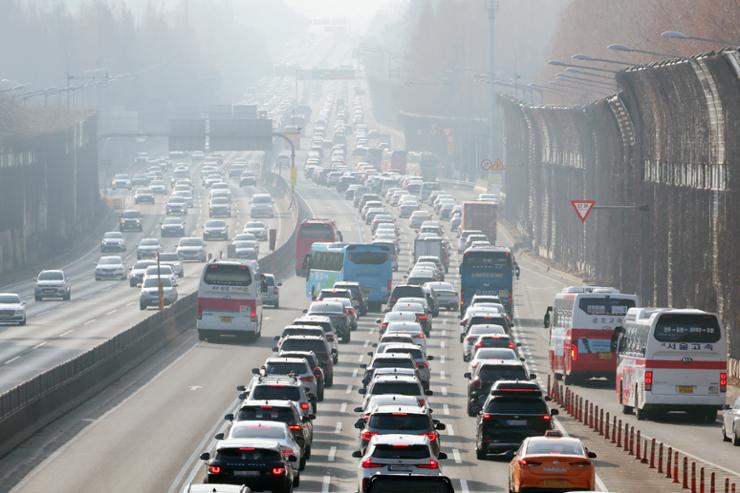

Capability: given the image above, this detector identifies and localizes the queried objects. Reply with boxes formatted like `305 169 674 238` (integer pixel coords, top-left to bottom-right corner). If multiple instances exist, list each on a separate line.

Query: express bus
545 286 638 385
306 243 392 311
615 308 727 421
295 219 341 276
196 260 262 342
459 246 514 317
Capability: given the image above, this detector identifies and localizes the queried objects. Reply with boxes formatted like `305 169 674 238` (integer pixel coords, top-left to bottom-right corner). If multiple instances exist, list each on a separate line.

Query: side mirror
529 373 537 380
214 432 224 440
358 388 367 395
354 419 365 429
375 318 382 324
224 413 234 421
367 351 373 356
425 389 434 396
354 406 364 413
251 368 261 374
288 455 298 463
587 451 598 459
236 385 246 391
544 396 552 402
351 450 362 458
238 392 247 400
503 450 515 460
302 309 308 314
721 404 731 410
272 346 278 352
371 343 378 348
308 413 317 420
438 452 448 460
520 357 526 362
427 355 434 361
464 372 471 379
360 364 367 369
550 409 559 416
277 283 283 287
200 452 211 461
435 422 446 430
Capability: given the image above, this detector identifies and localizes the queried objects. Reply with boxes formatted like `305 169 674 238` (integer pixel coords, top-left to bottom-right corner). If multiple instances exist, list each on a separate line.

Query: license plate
599 352 611 360
543 479 568 486
506 419 528 426
388 465 411 472
677 385 694 394
233 470 260 477
221 316 233 323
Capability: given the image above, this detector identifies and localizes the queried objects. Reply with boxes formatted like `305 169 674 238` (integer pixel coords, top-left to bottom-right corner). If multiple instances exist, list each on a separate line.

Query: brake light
260 405 273 409
361 458 384 468
508 341 516 349
281 448 295 457
720 372 727 392
392 444 410 448
422 432 437 441
416 459 439 469
271 467 286 475
543 415 551 421
288 424 302 431
570 460 591 467
570 343 577 361
518 459 542 466
361 431 378 441
387 279 392 291
250 303 257 321
300 376 315 382
417 361 429 368
474 341 483 348
392 412 408 416
239 447 256 451
472 377 481 389
300 402 310 410
467 336 477 342
196 301 204 319
418 332 426 339
417 399 426 406
482 413 492 421
418 314 428 320
208 465 221 474
644 370 653 392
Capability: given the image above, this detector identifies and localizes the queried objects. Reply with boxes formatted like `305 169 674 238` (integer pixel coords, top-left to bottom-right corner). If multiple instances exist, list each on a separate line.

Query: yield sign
570 200 596 223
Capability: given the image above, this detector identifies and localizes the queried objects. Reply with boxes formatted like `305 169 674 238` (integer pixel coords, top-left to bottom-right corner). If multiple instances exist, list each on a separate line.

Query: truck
462 201 498 244
414 236 443 262
419 152 440 181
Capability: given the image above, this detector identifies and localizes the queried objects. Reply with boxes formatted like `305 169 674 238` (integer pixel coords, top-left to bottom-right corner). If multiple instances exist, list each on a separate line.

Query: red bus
295 219 342 276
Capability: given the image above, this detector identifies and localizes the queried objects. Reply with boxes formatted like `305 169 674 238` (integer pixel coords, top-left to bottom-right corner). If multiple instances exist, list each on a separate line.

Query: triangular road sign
570 200 596 223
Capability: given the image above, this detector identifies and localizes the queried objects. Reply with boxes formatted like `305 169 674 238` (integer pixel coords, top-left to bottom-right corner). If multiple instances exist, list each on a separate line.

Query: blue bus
306 242 392 311
459 246 514 317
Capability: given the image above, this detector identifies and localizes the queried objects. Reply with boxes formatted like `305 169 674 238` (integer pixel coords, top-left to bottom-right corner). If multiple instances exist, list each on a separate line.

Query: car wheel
274 301 280 308
34 295 41 301
467 401 475 417
722 423 730 442
139 303 146 310
18 317 26 326
299 456 306 470
476 445 486 460
305 446 312 460
733 426 740 446
129 278 136 287
325 376 333 387
64 291 71 301
95 276 100 281
318 389 325 401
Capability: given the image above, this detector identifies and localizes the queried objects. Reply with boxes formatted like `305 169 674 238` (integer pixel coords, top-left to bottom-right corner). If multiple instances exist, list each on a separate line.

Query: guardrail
0 173 309 459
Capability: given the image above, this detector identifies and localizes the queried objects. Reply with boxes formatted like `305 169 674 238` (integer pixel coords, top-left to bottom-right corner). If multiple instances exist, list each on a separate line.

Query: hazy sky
284 0 399 20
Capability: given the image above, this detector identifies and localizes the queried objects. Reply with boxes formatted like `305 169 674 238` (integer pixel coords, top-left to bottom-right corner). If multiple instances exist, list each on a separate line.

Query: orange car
508 431 597 493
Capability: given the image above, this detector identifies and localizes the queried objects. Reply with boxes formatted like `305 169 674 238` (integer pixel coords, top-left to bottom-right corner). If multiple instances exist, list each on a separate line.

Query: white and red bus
295 219 341 276
546 286 638 385
196 260 262 342
615 308 727 421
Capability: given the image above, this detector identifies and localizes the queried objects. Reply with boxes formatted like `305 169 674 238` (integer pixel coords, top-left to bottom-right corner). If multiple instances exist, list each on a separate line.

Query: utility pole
487 0 498 164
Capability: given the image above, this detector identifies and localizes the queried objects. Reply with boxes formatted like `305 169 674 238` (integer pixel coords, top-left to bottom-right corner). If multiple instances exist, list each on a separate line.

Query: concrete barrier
0 174 310 460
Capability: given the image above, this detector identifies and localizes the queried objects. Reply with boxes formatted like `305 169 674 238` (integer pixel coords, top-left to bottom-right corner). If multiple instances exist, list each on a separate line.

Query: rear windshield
237 407 294 422
654 314 721 343
392 286 424 298
204 264 252 287
366 477 452 493
526 441 584 456
385 348 424 360
372 359 415 369
265 362 308 375
371 382 421 395
372 444 431 459
280 339 328 355
476 337 511 348
216 449 281 461
368 413 430 429
251 386 301 401
470 316 507 327
478 366 527 381
579 297 635 316
230 425 286 440
485 398 547 414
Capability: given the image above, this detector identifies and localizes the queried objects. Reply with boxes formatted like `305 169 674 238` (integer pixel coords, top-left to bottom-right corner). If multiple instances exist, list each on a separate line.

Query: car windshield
229 424 287 440
245 222 265 229
203 263 252 287
372 358 415 369
279 339 327 355
393 304 424 313
38 271 63 281
386 322 423 334
526 440 584 456
252 195 272 204
251 386 300 401
372 444 431 459
265 362 308 375
180 239 203 247
371 382 421 395
99 257 121 265
368 413 429 429
143 277 172 288
384 312 416 322
103 232 122 239
0 295 21 304
309 302 343 314
384 348 424 360
122 211 140 218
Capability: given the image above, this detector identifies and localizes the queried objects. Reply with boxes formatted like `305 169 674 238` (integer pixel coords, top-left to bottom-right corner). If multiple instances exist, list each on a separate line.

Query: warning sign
481 159 504 171
570 200 596 223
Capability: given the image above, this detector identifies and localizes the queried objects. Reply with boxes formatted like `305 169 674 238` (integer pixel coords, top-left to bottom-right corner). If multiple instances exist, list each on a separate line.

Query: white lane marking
345 384 353 394
334 422 342 433
106 309 117 316
442 329 447 337
340 402 347 413
33 341 47 350
126 301 134 306
352 368 359 378
453 448 462 464
4 356 21 365
83 318 97 326
440 340 446 349
59 329 74 337
440 370 447 380
443 404 450 415
446 424 455 436
440 354 446 364
322 475 331 493
357 353 363 362
328 446 337 462
363 340 369 347
442 386 448 397
460 479 470 493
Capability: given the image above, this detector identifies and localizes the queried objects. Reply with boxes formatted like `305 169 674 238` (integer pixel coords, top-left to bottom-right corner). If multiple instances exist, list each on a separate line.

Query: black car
365 475 455 493
464 361 532 416
474 380 558 459
200 440 297 492
333 281 368 315
119 209 143 232
387 284 425 310
274 335 334 386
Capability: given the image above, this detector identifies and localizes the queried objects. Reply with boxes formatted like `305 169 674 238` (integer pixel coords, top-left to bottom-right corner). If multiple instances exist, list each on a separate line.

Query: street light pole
607 44 679 58
661 30 740 47
571 53 633 66
487 0 498 167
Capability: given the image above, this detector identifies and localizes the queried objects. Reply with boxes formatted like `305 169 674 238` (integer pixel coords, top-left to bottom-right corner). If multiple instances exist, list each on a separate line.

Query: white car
219 420 304 471
158 252 184 278
243 221 268 241
136 238 161 260
143 264 178 286
176 237 207 262
383 321 427 352
202 220 229 240
34 270 72 301
139 276 178 309
462 324 507 362
0 293 26 325
468 347 520 372
95 256 127 281
249 194 274 218
100 231 126 252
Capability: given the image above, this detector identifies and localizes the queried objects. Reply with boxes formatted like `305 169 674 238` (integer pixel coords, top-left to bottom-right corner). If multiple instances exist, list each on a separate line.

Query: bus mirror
337 231 344 242
543 306 552 328
614 326 625 335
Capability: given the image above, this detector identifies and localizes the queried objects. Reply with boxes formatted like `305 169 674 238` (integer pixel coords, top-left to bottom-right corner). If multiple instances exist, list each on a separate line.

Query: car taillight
418 314 428 320
250 304 257 321
482 413 492 421
416 459 439 469
417 361 429 368
720 372 727 392
271 467 286 475
208 465 221 474
196 302 204 319
421 432 437 441
570 343 577 361
474 341 483 348
387 279 392 291
418 332 426 339
570 460 591 467
281 448 295 457
543 415 551 421
508 341 516 349
519 459 542 467
472 377 481 389
344 307 352 315
644 370 653 392
381 322 388 329
300 375 315 382
288 424 302 431
361 431 378 441
300 402 310 410
361 458 384 468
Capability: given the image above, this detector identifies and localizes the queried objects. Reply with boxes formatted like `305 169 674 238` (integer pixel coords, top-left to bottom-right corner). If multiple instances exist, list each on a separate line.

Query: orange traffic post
627 425 634 455
635 429 641 458
724 478 728 493
649 438 655 467
599 408 604 435
682 456 688 489
673 451 680 483
700 467 705 493
691 462 696 493
667 446 673 479
657 442 664 473
617 419 622 448
605 411 611 440
642 438 649 463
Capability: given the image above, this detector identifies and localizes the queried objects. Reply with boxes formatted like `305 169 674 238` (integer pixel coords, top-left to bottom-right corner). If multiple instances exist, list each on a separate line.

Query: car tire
34 295 41 302
305 446 311 460
325 376 333 387
318 388 325 401
64 291 71 301
467 401 475 417
129 279 136 287
733 427 740 446
299 456 306 470
476 447 486 460
18 318 26 326
275 301 280 308
722 423 731 442
198 331 206 342
139 302 146 311
342 333 350 343
95 276 100 281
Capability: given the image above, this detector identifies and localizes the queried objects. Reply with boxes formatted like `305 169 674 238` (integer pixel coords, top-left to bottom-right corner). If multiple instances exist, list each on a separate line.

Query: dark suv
275 335 334 386
200 439 297 492
333 281 368 315
474 380 558 459
305 301 350 343
354 405 445 455
464 361 532 416
119 209 143 232
387 284 425 310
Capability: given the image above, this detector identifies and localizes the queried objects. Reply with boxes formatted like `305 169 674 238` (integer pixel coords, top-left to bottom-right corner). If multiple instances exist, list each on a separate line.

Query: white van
196 260 262 342
615 308 727 421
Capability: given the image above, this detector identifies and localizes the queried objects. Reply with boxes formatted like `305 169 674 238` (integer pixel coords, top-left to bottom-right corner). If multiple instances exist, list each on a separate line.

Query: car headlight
15 310 24 315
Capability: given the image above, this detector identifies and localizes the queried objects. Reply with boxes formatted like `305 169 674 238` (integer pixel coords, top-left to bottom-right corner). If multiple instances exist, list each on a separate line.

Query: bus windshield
654 314 721 343
579 297 635 316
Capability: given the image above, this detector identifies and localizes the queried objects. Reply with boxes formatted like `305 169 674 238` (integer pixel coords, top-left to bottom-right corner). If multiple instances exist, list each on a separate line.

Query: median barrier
0 174 309 459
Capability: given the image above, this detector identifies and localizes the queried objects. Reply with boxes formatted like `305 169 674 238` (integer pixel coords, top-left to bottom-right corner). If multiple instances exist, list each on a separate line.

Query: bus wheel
635 403 648 421
563 372 577 386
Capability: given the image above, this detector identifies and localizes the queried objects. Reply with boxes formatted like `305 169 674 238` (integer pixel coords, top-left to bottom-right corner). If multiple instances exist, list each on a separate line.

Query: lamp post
549 60 618 74
661 30 740 47
556 74 616 89
571 53 633 66
607 44 679 58
564 67 615 81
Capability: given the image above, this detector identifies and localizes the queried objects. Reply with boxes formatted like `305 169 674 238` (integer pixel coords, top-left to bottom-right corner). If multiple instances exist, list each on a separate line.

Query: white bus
545 286 638 385
615 308 727 421
196 260 262 342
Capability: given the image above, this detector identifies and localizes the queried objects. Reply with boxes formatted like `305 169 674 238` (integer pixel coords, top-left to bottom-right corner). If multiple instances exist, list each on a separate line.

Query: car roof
372 353 415 360
265 357 308 365
281 335 325 342
241 398 297 409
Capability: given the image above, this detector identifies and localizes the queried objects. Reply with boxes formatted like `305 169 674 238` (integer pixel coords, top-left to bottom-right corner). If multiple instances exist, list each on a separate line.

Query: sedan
139 276 178 309
160 217 185 237
177 237 207 262
100 231 126 252
722 396 740 445
0 293 26 325
243 221 268 241
95 256 127 281
203 220 229 240
218 420 304 471
136 238 161 260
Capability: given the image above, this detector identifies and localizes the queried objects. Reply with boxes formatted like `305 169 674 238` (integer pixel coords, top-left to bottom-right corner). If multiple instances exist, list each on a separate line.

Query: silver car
158 252 184 278
129 260 157 287
176 237 207 262
95 255 127 281
249 194 274 218
722 396 740 445
203 220 229 240
137 238 161 260
0 293 26 325
100 231 126 252
379 343 433 389
261 273 280 307
139 276 178 310
34 270 71 301
244 221 268 240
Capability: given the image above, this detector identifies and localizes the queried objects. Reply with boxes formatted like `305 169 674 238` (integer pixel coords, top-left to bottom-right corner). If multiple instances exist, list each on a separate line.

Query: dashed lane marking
363 340 369 347
334 422 342 433
33 341 47 350
345 384 353 394
106 309 117 316
322 475 331 493
83 318 97 326
4 356 21 365
340 402 347 413
352 368 358 378
440 340 446 349
328 446 337 462
442 386 448 397
440 370 447 380
443 404 450 415
453 448 462 464
460 479 470 493
447 424 455 436
59 329 74 337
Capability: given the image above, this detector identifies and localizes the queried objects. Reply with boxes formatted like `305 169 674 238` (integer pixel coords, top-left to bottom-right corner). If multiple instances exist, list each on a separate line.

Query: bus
459 246 514 317
615 308 727 421
295 219 341 276
196 260 263 342
545 286 638 385
306 243 392 311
